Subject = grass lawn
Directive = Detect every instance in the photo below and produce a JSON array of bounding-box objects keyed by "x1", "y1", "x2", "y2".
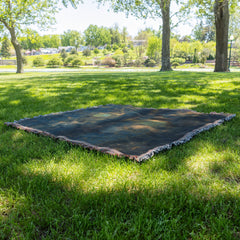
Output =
[{"x1": 0, "y1": 71, "x2": 239, "y2": 239}]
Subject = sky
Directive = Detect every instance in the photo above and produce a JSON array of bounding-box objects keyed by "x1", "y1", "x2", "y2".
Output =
[{"x1": 40, "y1": 1, "x2": 195, "y2": 37}]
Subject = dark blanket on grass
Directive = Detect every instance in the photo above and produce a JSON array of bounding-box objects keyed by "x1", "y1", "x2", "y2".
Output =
[{"x1": 5, "y1": 104, "x2": 235, "y2": 162}]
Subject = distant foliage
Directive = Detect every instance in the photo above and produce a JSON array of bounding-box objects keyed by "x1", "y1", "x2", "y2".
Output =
[
  {"x1": 47, "y1": 57, "x2": 63, "y2": 68},
  {"x1": 64, "y1": 55, "x2": 83, "y2": 67},
  {"x1": 122, "y1": 47, "x2": 128, "y2": 53},
  {"x1": 82, "y1": 49, "x2": 91, "y2": 57},
  {"x1": 103, "y1": 49, "x2": 108, "y2": 55},
  {"x1": 64, "y1": 56, "x2": 75, "y2": 66},
  {"x1": 171, "y1": 62, "x2": 180, "y2": 68},
  {"x1": 106, "y1": 45, "x2": 112, "y2": 51},
  {"x1": 94, "y1": 58, "x2": 101, "y2": 66},
  {"x1": 60, "y1": 49, "x2": 68, "y2": 60},
  {"x1": 22, "y1": 56, "x2": 28, "y2": 65},
  {"x1": 1, "y1": 37, "x2": 11, "y2": 59},
  {"x1": 94, "y1": 48, "x2": 100, "y2": 54},
  {"x1": 133, "y1": 58, "x2": 144, "y2": 67},
  {"x1": 144, "y1": 58, "x2": 156, "y2": 67},
  {"x1": 112, "y1": 55, "x2": 123, "y2": 67},
  {"x1": 146, "y1": 36, "x2": 161, "y2": 63},
  {"x1": 70, "y1": 48, "x2": 78, "y2": 55},
  {"x1": 112, "y1": 44, "x2": 119, "y2": 51},
  {"x1": 33, "y1": 56, "x2": 45, "y2": 67},
  {"x1": 71, "y1": 57, "x2": 83, "y2": 67},
  {"x1": 102, "y1": 57, "x2": 116, "y2": 67},
  {"x1": 170, "y1": 58, "x2": 185, "y2": 65}
]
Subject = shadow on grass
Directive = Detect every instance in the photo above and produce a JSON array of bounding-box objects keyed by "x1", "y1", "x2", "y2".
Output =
[
  {"x1": 0, "y1": 130, "x2": 240, "y2": 239},
  {"x1": 1, "y1": 141, "x2": 240, "y2": 239},
  {"x1": 0, "y1": 71, "x2": 240, "y2": 239}
]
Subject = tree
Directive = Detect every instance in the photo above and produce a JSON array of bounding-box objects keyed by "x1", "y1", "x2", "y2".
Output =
[
  {"x1": 193, "y1": 20, "x2": 215, "y2": 42},
  {"x1": 61, "y1": 30, "x2": 83, "y2": 49},
  {"x1": 1, "y1": 36, "x2": 11, "y2": 59},
  {"x1": 109, "y1": 24, "x2": 121, "y2": 45},
  {"x1": 146, "y1": 36, "x2": 162, "y2": 63},
  {"x1": 214, "y1": 0, "x2": 229, "y2": 71},
  {"x1": 0, "y1": 0, "x2": 82, "y2": 73},
  {"x1": 229, "y1": 5, "x2": 240, "y2": 40},
  {"x1": 20, "y1": 29, "x2": 42, "y2": 51},
  {"x1": 188, "y1": 0, "x2": 239, "y2": 72},
  {"x1": 84, "y1": 25, "x2": 111, "y2": 47},
  {"x1": 121, "y1": 27, "x2": 129, "y2": 44},
  {"x1": 96, "y1": 0, "x2": 177, "y2": 71},
  {"x1": 40, "y1": 34, "x2": 61, "y2": 48},
  {"x1": 134, "y1": 28, "x2": 154, "y2": 44}
]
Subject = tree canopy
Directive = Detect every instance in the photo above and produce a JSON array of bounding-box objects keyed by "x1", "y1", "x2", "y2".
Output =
[{"x1": 84, "y1": 25, "x2": 111, "y2": 47}]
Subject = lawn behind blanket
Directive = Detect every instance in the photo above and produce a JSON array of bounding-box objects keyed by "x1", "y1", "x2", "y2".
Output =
[{"x1": 0, "y1": 71, "x2": 240, "y2": 239}]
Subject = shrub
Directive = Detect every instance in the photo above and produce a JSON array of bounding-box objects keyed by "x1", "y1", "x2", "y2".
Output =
[
  {"x1": 94, "y1": 48, "x2": 99, "y2": 54},
  {"x1": 112, "y1": 55, "x2": 123, "y2": 67},
  {"x1": 70, "y1": 48, "x2": 78, "y2": 55},
  {"x1": 171, "y1": 62, "x2": 180, "y2": 68},
  {"x1": 22, "y1": 56, "x2": 28, "y2": 65},
  {"x1": 60, "y1": 49, "x2": 68, "y2": 60},
  {"x1": 102, "y1": 57, "x2": 116, "y2": 67},
  {"x1": 170, "y1": 58, "x2": 185, "y2": 65},
  {"x1": 106, "y1": 45, "x2": 112, "y2": 51},
  {"x1": 33, "y1": 56, "x2": 45, "y2": 67},
  {"x1": 123, "y1": 53, "x2": 130, "y2": 67},
  {"x1": 103, "y1": 49, "x2": 108, "y2": 55},
  {"x1": 64, "y1": 56, "x2": 83, "y2": 67},
  {"x1": 82, "y1": 49, "x2": 91, "y2": 57},
  {"x1": 64, "y1": 56, "x2": 75, "y2": 66},
  {"x1": 47, "y1": 57, "x2": 62, "y2": 68},
  {"x1": 94, "y1": 58, "x2": 101, "y2": 66},
  {"x1": 114, "y1": 49, "x2": 124, "y2": 55},
  {"x1": 112, "y1": 44, "x2": 119, "y2": 51},
  {"x1": 144, "y1": 58, "x2": 156, "y2": 67},
  {"x1": 133, "y1": 58, "x2": 143, "y2": 67},
  {"x1": 200, "y1": 56, "x2": 207, "y2": 64},
  {"x1": 122, "y1": 47, "x2": 128, "y2": 53},
  {"x1": 71, "y1": 57, "x2": 83, "y2": 67}
]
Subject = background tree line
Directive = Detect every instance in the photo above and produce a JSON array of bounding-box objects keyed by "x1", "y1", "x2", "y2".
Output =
[
  {"x1": 0, "y1": 0, "x2": 239, "y2": 73},
  {"x1": 1, "y1": 25, "x2": 240, "y2": 68}
]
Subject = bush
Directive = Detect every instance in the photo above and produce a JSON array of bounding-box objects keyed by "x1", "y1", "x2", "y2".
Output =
[
  {"x1": 93, "y1": 48, "x2": 99, "y2": 54},
  {"x1": 122, "y1": 47, "x2": 128, "y2": 53},
  {"x1": 82, "y1": 49, "x2": 91, "y2": 57},
  {"x1": 103, "y1": 49, "x2": 108, "y2": 55},
  {"x1": 64, "y1": 56, "x2": 83, "y2": 67},
  {"x1": 170, "y1": 58, "x2": 185, "y2": 65},
  {"x1": 70, "y1": 48, "x2": 78, "y2": 55},
  {"x1": 33, "y1": 56, "x2": 45, "y2": 67},
  {"x1": 71, "y1": 57, "x2": 83, "y2": 67},
  {"x1": 106, "y1": 45, "x2": 112, "y2": 51},
  {"x1": 123, "y1": 53, "x2": 130, "y2": 67},
  {"x1": 133, "y1": 58, "x2": 143, "y2": 67},
  {"x1": 22, "y1": 56, "x2": 28, "y2": 65},
  {"x1": 102, "y1": 57, "x2": 116, "y2": 67},
  {"x1": 112, "y1": 44, "x2": 119, "y2": 51},
  {"x1": 144, "y1": 58, "x2": 156, "y2": 67},
  {"x1": 47, "y1": 57, "x2": 63, "y2": 68},
  {"x1": 112, "y1": 55, "x2": 123, "y2": 67},
  {"x1": 60, "y1": 49, "x2": 68, "y2": 60},
  {"x1": 171, "y1": 62, "x2": 180, "y2": 68},
  {"x1": 64, "y1": 56, "x2": 75, "y2": 66},
  {"x1": 94, "y1": 58, "x2": 101, "y2": 66}
]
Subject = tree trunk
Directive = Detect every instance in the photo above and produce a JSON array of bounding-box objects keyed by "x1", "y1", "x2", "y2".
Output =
[
  {"x1": 9, "y1": 27, "x2": 24, "y2": 73},
  {"x1": 160, "y1": 0, "x2": 172, "y2": 71},
  {"x1": 214, "y1": 0, "x2": 229, "y2": 72}
]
